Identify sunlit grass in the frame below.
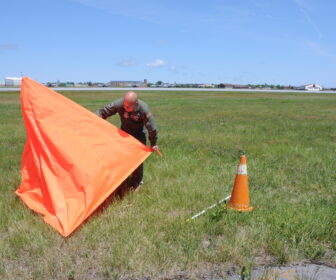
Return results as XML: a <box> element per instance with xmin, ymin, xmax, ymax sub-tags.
<box><xmin>0</xmin><ymin>90</ymin><xmax>335</xmax><ymax>279</ymax></box>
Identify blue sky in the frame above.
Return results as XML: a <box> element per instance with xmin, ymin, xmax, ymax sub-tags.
<box><xmin>1</xmin><ymin>0</ymin><xmax>336</xmax><ymax>86</ymax></box>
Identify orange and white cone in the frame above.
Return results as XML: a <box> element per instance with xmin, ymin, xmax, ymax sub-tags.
<box><xmin>229</xmin><ymin>155</ymin><xmax>253</xmax><ymax>212</ymax></box>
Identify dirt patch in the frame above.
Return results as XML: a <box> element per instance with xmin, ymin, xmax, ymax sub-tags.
<box><xmin>242</xmin><ymin>264</ymin><xmax>336</xmax><ymax>280</ymax></box>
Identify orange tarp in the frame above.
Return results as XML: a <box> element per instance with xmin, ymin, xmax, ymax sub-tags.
<box><xmin>16</xmin><ymin>77</ymin><xmax>152</xmax><ymax>236</ymax></box>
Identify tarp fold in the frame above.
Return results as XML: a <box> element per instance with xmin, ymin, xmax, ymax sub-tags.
<box><xmin>16</xmin><ymin>77</ymin><xmax>152</xmax><ymax>236</ymax></box>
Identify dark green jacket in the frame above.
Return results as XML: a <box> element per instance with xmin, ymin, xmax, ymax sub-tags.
<box><xmin>96</xmin><ymin>98</ymin><xmax>158</xmax><ymax>146</ymax></box>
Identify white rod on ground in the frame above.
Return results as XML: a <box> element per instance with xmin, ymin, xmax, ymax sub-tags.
<box><xmin>189</xmin><ymin>195</ymin><xmax>231</xmax><ymax>220</ymax></box>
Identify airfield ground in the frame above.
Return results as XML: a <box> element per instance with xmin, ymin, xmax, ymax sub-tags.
<box><xmin>0</xmin><ymin>90</ymin><xmax>335</xmax><ymax>279</ymax></box>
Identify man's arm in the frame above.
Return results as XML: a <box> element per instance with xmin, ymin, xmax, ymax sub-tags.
<box><xmin>95</xmin><ymin>100</ymin><xmax>120</xmax><ymax>119</ymax></box>
<box><xmin>142</xmin><ymin>105</ymin><xmax>158</xmax><ymax>147</ymax></box>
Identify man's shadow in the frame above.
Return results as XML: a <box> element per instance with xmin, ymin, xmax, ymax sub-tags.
<box><xmin>93</xmin><ymin>178</ymin><xmax>135</xmax><ymax>215</ymax></box>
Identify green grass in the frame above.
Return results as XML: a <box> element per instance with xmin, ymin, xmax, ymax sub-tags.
<box><xmin>0</xmin><ymin>90</ymin><xmax>335</xmax><ymax>279</ymax></box>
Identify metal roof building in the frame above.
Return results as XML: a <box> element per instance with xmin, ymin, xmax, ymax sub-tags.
<box><xmin>5</xmin><ymin>77</ymin><xmax>22</xmax><ymax>87</ymax></box>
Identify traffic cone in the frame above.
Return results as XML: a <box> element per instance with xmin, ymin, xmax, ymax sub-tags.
<box><xmin>228</xmin><ymin>155</ymin><xmax>253</xmax><ymax>212</ymax></box>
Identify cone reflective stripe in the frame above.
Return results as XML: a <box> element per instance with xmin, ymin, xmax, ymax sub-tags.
<box><xmin>229</xmin><ymin>155</ymin><xmax>253</xmax><ymax>212</ymax></box>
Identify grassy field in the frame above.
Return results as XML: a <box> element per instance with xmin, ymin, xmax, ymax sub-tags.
<box><xmin>0</xmin><ymin>89</ymin><xmax>335</xmax><ymax>279</ymax></box>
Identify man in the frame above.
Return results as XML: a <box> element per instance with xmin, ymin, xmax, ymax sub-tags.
<box><xmin>96</xmin><ymin>91</ymin><xmax>158</xmax><ymax>191</ymax></box>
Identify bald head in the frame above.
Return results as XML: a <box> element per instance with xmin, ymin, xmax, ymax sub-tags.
<box><xmin>123</xmin><ymin>91</ymin><xmax>139</xmax><ymax>112</ymax></box>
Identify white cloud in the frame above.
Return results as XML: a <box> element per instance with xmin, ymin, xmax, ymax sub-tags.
<box><xmin>70</xmin><ymin>0</ymin><xmax>250</xmax><ymax>30</ymax></box>
<box><xmin>0</xmin><ymin>42</ymin><xmax>19</xmax><ymax>51</ymax></box>
<box><xmin>293</xmin><ymin>0</ymin><xmax>311</xmax><ymax>10</ymax></box>
<box><xmin>70</xmin><ymin>0</ymin><xmax>165</xmax><ymax>25</ymax></box>
<box><xmin>116</xmin><ymin>58</ymin><xmax>136</xmax><ymax>67</ymax></box>
<box><xmin>306</xmin><ymin>41</ymin><xmax>336</xmax><ymax>62</ymax></box>
<box><xmin>146</xmin><ymin>59</ymin><xmax>166</xmax><ymax>68</ymax></box>
<box><xmin>154</xmin><ymin>40</ymin><xmax>169</xmax><ymax>47</ymax></box>
<box><xmin>293</xmin><ymin>0</ymin><xmax>322</xmax><ymax>37</ymax></box>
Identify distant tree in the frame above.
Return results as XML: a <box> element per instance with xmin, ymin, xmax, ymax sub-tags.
<box><xmin>88</xmin><ymin>81</ymin><xmax>93</xmax><ymax>87</ymax></box>
<box><xmin>156</xmin><ymin>81</ymin><xmax>163</xmax><ymax>85</ymax></box>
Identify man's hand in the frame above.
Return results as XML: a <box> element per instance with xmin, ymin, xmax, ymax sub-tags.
<box><xmin>151</xmin><ymin>145</ymin><xmax>162</xmax><ymax>157</ymax></box>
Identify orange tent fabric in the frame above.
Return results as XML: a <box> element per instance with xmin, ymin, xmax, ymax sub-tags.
<box><xmin>16</xmin><ymin>77</ymin><xmax>152</xmax><ymax>236</ymax></box>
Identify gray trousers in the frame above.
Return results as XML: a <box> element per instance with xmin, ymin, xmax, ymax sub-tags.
<box><xmin>130</xmin><ymin>132</ymin><xmax>146</xmax><ymax>187</ymax></box>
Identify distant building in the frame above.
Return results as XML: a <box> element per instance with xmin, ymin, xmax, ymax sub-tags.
<box><xmin>94</xmin><ymin>83</ymin><xmax>106</xmax><ymax>87</ymax></box>
<box><xmin>46</xmin><ymin>82</ymin><xmax>57</xmax><ymax>87</ymax></box>
<box><xmin>282</xmin><ymin>85</ymin><xmax>295</xmax><ymax>90</ymax></box>
<box><xmin>297</xmin><ymin>84</ymin><xmax>323</xmax><ymax>91</ymax></box>
<box><xmin>305</xmin><ymin>84</ymin><xmax>323</xmax><ymax>91</ymax></box>
<box><xmin>5</xmin><ymin>77</ymin><xmax>22</xmax><ymax>87</ymax></box>
<box><xmin>161</xmin><ymin>83</ymin><xmax>173</xmax><ymax>88</ymax></box>
<box><xmin>218</xmin><ymin>83</ymin><xmax>234</xmax><ymax>89</ymax></box>
<box><xmin>64</xmin><ymin>82</ymin><xmax>75</xmax><ymax>87</ymax></box>
<box><xmin>233</xmin><ymin>84</ymin><xmax>249</xmax><ymax>89</ymax></box>
<box><xmin>107</xmin><ymin>79</ymin><xmax>148</xmax><ymax>87</ymax></box>
<box><xmin>198</xmin><ymin>83</ymin><xmax>215</xmax><ymax>88</ymax></box>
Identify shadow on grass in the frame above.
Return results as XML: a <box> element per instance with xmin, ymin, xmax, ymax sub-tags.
<box><xmin>93</xmin><ymin>179</ymin><xmax>137</xmax><ymax>216</ymax></box>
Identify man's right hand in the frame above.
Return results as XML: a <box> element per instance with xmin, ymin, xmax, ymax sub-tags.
<box><xmin>151</xmin><ymin>146</ymin><xmax>162</xmax><ymax>157</ymax></box>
